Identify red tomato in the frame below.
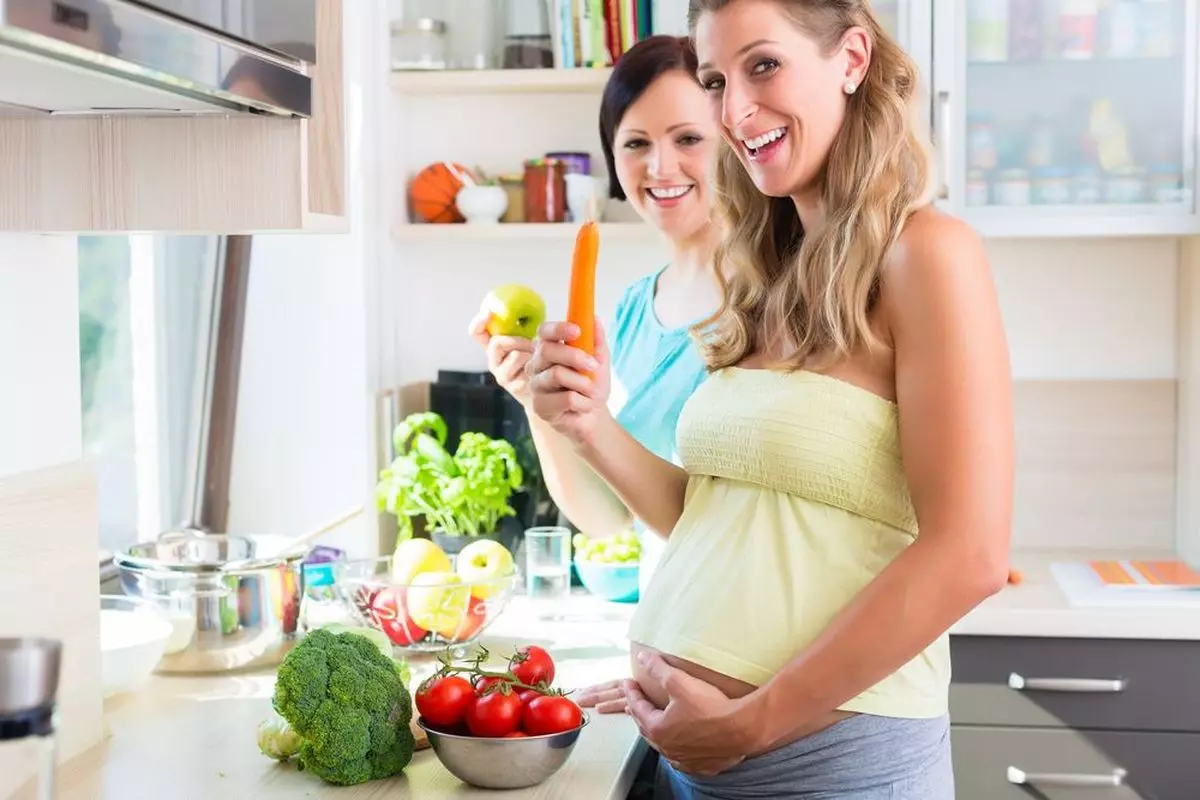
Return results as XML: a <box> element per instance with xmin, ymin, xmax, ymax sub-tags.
<box><xmin>473</xmin><ymin>675</ymin><xmax>510</xmax><ymax>695</ymax></box>
<box><xmin>522</xmin><ymin>695</ymin><xmax>582</xmax><ymax>736</ymax></box>
<box><xmin>370</xmin><ymin>587</ymin><xmax>427</xmax><ymax>646</ymax></box>
<box><xmin>509</xmin><ymin>645</ymin><xmax>555</xmax><ymax>687</ymax></box>
<box><xmin>415</xmin><ymin>675</ymin><xmax>475</xmax><ymax>729</ymax></box>
<box><xmin>517</xmin><ymin>689</ymin><xmax>541</xmax><ymax>707</ymax></box>
<box><xmin>447</xmin><ymin>596</ymin><xmax>487</xmax><ymax>643</ymax></box>
<box><xmin>466</xmin><ymin>691</ymin><xmax>523</xmax><ymax>737</ymax></box>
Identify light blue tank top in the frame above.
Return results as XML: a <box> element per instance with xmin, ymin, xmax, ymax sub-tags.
<box><xmin>609</xmin><ymin>269</ymin><xmax>710</xmax><ymax>466</ymax></box>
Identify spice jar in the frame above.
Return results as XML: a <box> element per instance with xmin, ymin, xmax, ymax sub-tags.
<box><xmin>523</xmin><ymin>158</ymin><xmax>567</xmax><ymax>223</ymax></box>
<box><xmin>499</xmin><ymin>173</ymin><xmax>525</xmax><ymax>222</ymax></box>
<box><xmin>390</xmin><ymin>18</ymin><xmax>448</xmax><ymax>70</ymax></box>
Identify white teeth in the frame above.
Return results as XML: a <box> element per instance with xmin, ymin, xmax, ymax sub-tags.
<box><xmin>742</xmin><ymin>127</ymin><xmax>786</xmax><ymax>151</ymax></box>
<box><xmin>647</xmin><ymin>186</ymin><xmax>692</xmax><ymax>199</ymax></box>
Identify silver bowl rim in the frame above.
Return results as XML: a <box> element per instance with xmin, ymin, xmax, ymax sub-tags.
<box><xmin>416</xmin><ymin>712</ymin><xmax>590</xmax><ymax>741</ymax></box>
<box><xmin>113</xmin><ymin>533</ymin><xmax>306</xmax><ymax>575</ymax></box>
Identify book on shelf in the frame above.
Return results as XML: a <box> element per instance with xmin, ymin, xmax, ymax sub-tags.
<box><xmin>546</xmin><ymin>0</ymin><xmax>688</xmax><ymax>70</ymax></box>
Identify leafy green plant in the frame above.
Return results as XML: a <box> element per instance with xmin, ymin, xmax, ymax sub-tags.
<box><xmin>375</xmin><ymin>412</ymin><xmax>523</xmax><ymax>540</ymax></box>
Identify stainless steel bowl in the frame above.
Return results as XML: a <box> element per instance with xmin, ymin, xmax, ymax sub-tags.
<box><xmin>113</xmin><ymin>534</ymin><xmax>304</xmax><ymax>674</ymax></box>
<box><xmin>418</xmin><ymin>716</ymin><xmax>587</xmax><ymax>790</ymax></box>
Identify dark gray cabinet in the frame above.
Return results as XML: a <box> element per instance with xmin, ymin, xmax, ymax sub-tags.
<box><xmin>950</xmin><ymin>636</ymin><xmax>1200</xmax><ymax>799</ymax></box>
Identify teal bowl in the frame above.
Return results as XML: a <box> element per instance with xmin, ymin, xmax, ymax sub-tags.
<box><xmin>574</xmin><ymin>558</ymin><xmax>639</xmax><ymax>603</ymax></box>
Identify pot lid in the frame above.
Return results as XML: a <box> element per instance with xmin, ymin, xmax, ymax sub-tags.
<box><xmin>113</xmin><ymin>533</ymin><xmax>301</xmax><ymax>574</ymax></box>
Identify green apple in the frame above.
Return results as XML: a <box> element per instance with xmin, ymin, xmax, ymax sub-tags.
<box><xmin>483</xmin><ymin>284</ymin><xmax>546</xmax><ymax>339</ymax></box>
<box><xmin>392</xmin><ymin>538</ymin><xmax>451</xmax><ymax>584</ymax></box>
<box><xmin>405</xmin><ymin>571</ymin><xmax>470</xmax><ymax>634</ymax></box>
<box><xmin>456</xmin><ymin>538</ymin><xmax>515</xmax><ymax>600</ymax></box>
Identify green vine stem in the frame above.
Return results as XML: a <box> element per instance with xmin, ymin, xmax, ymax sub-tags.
<box><xmin>419</xmin><ymin>645</ymin><xmax>569</xmax><ymax>697</ymax></box>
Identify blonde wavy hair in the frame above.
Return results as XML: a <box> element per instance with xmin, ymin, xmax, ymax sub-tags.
<box><xmin>688</xmin><ymin>0</ymin><xmax>937</xmax><ymax>370</ymax></box>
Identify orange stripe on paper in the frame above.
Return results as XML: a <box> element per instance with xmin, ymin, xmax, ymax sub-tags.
<box><xmin>1090</xmin><ymin>561</ymin><xmax>1135</xmax><ymax>585</ymax></box>
<box><xmin>1144</xmin><ymin>560</ymin><xmax>1200</xmax><ymax>587</ymax></box>
<box><xmin>1130</xmin><ymin>562</ymin><xmax>1164</xmax><ymax>585</ymax></box>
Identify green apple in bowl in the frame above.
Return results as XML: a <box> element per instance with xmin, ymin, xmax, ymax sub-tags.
<box><xmin>483</xmin><ymin>284</ymin><xmax>546</xmax><ymax>340</ymax></box>
<box><xmin>392</xmin><ymin>538</ymin><xmax>452</xmax><ymax>584</ymax></box>
<box><xmin>405</xmin><ymin>571</ymin><xmax>471</xmax><ymax>633</ymax></box>
<box><xmin>456</xmin><ymin>539</ymin><xmax>515</xmax><ymax>600</ymax></box>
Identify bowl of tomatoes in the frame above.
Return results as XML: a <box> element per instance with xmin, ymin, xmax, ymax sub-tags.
<box><xmin>415</xmin><ymin>645</ymin><xmax>588</xmax><ymax>790</ymax></box>
<box><xmin>337</xmin><ymin>554</ymin><xmax>517</xmax><ymax>654</ymax></box>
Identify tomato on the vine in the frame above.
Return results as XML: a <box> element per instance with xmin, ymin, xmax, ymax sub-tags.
<box><xmin>517</xmin><ymin>689</ymin><xmax>541</xmax><ymax>707</ymax></box>
<box><xmin>509</xmin><ymin>645</ymin><xmax>555</xmax><ymax>687</ymax></box>
<box><xmin>465</xmin><ymin>690</ymin><xmax>523</xmax><ymax>737</ymax></box>
<box><xmin>415</xmin><ymin>675</ymin><xmax>475</xmax><ymax>728</ymax></box>
<box><xmin>522</xmin><ymin>695</ymin><xmax>583</xmax><ymax>736</ymax></box>
<box><xmin>473</xmin><ymin>675</ymin><xmax>510</xmax><ymax>695</ymax></box>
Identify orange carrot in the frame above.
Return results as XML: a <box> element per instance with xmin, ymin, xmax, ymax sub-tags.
<box><xmin>566</xmin><ymin>220</ymin><xmax>600</xmax><ymax>361</ymax></box>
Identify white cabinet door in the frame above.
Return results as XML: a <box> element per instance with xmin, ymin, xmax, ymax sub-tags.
<box><xmin>933</xmin><ymin>0</ymin><xmax>1198</xmax><ymax>237</ymax></box>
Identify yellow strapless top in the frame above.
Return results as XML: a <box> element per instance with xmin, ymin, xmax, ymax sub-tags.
<box><xmin>627</xmin><ymin>367</ymin><xmax>950</xmax><ymax>719</ymax></box>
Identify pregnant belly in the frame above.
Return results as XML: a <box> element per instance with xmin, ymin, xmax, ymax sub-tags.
<box><xmin>628</xmin><ymin>642</ymin><xmax>854</xmax><ymax>753</ymax></box>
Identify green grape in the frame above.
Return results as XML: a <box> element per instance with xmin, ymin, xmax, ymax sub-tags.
<box><xmin>572</xmin><ymin>532</ymin><xmax>588</xmax><ymax>550</ymax></box>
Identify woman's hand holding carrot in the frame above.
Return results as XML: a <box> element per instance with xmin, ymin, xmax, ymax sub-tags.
<box><xmin>528</xmin><ymin>319</ymin><xmax>613</xmax><ymax>448</ymax></box>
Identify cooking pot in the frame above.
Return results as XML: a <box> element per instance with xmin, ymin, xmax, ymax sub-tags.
<box><xmin>113</xmin><ymin>534</ymin><xmax>304</xmax><ymax>674</ymax></box>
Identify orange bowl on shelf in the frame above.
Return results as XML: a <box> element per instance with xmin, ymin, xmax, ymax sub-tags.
<box><xmin>336</xmin><ymin>555</ymin><xmax>516</xmax><ymax>654</ymax></box>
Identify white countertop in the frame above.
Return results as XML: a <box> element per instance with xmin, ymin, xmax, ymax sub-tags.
<box><xmin>54</xmin><ymin>593</ymin><xmax>647</xmax><ymax>800</ymax></box>
<box><xmin>53</xmin><ymin>549</ymin><xmax>1199</xmax><ymax>799</ymax></box>
<box><xmin>951</xmin><ymin>549</ymin><xmax>1200</xmax><ymax>640</ymax></box>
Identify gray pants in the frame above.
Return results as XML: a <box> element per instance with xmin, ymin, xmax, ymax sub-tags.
<box><xmin>654</xmin><ymin>713</ymin><xmax>954</xmax><ymax>799</ymax></box>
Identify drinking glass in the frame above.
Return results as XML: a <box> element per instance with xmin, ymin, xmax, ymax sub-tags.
<box><xmin>523</xmin><ymin>526</ymin><xmax>571</xmax><ymax>602</ymax></box>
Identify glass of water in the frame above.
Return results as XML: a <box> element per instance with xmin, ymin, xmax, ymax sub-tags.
<box><xmin>523</xmin><ymin>526</ymin><xmax>571</xmax><ymax>602</ymax></box>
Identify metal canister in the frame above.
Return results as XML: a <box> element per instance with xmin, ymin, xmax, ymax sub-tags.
<box><xmin>0</xmin><ymin>638</ymin><xmax>60</xmax><ymax>800</ymax></box>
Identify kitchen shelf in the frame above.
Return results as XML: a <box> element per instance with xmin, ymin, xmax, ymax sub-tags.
<box><xmin>390</xmin><ymin>67</ymin><xmax>612</xmax><ymax>95</ymax></box>
<box><xmin>393</xmin><ymin>221</ymin><xmax>652</xmax><ymax>242</ymax></box>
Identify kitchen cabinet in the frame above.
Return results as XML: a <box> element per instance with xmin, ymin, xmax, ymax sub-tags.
<box><xmin>950</xmin><ymin>635</ymin><xmax>1200</xmax><ymax>799</ymax></box>
<box><xmin>0</xmin><ymin>0</ymin><xmax>345</xmax><ymax>234</ymax></box>
<box><xmin>932</xmin><ymin>0</ymin><xmax>1197</xmax><ymax>237</ymax></box>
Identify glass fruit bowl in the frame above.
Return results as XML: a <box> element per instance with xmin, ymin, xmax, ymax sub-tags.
<box><xmin>336</xmin><ymin>555</ymin><xmax>517</xmax><ymax>654</ymax></box>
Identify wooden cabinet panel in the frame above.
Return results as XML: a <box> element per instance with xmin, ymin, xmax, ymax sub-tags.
<box><xmin>0</xmin><ymin>0</ymin><xmax>345</xmax><ymax>234</ymax></box>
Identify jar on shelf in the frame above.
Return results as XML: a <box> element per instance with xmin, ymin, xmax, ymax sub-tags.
<box><xmin>499</xmin><ymin>173</ymin><xmax>526</xmax><ymax>223</ymax></box>
<box><xmin>965</xmin><ymin>170</ymin><xmax>990</xmax><ymax>207</ymax></box>
<box><xmin>523</xmin><ymin>158</ymin><xmax>567</xmax><ymax>223</ymax></box>
<box><xmin>1148</xmin><ymin>163</ymin><xmax>1184</xmax><ymax>205</ymax></box>
<box><xmin>390</xmin><ymin>18</ymin><xmax>448</xmax><ymax>70</ymax></box>
<box><xmin>966</xmin><ymin>114</ymin><xmax>997</xmax><ymax>171</ymax></box>
<box><xmin>503</xmin><ymin>0</ymin><xmax>554</xmax><ymax>68</ymax></box>
<box><xmin>993</xmin><ymin>168</ymin><xmax>1031</xmax><ymax>206</ymax></box>
<box><xmin>1104</xmin><ymin>166</ymin><xmax>1147</xmax><ymax>204</ymax></box>
<box><xmin>1032</xmin><ymin>166</ymin><xmax>1073</xmax><ymax>205</ymax></box>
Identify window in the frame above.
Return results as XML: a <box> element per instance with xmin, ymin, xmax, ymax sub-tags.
<box><xmin>80</xmin><ymin>235</ymin><xmax>223</xmax><ymax>555</ymax></box>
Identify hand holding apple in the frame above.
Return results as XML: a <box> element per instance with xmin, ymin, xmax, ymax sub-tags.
<box><xmin>468</xmin><ymin>286</ymin><xmax>545</xmax><ymax>404</ymax></box>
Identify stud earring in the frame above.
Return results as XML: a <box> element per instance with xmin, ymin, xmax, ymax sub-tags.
<box><xmin>843</xmin><ymin>80</ymin><xmax>857</xmax><ymax>95</ymax></box>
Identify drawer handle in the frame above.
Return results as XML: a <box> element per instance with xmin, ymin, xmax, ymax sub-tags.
<box><xmin>1008</xmin><ymin>673</ymin><xmax>1128</xmax><ymax>692</ymax></box>
<box><xmin>1007</xmin><ymin>766</ymin><xmax>1127</xmax><ymax>788</ymax></box>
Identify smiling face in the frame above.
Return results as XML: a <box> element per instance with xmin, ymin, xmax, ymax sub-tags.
<box><xmin>693</xmin><ymin>0</ymin><xmax>869</xmax><ymax>199</ymax></box>
<box><xmin>613</xmin><ymin>70</ymin><xmax>717</xmax><ymax>241</ymax></box>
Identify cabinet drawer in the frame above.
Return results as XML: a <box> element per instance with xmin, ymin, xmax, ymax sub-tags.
<box><xmin>951</xmin><ymin>726</ymin><xmax>1199</xmax><ymax>800</ymax></box>
<box><xmin>951</xmin><ymin>636</ymin><xmax>1200</xmax><ymax>733</ymax></box>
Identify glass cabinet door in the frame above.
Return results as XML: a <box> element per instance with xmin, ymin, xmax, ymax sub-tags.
<box><xmin>939</xmin><ymin>0</ymin><xmax>1197</xmax><ymax>236</ymax></box>
<box><xmin>875</xmin><ymin>0</ymin><xmax>934</xmax><ymax>94</ymax></box>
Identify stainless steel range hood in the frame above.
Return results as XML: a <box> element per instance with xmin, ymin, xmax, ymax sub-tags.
<box><xmin>0</xmin><ymin>0</ymin><xmax>315</xmax><ymax>117</ymax></box>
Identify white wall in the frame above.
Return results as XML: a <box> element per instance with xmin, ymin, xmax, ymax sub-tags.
<box><xmin>226</xmin><ymin>0</ymin><xmax>389</xmax><ymax>557</ymax></box>
<box><xmin>0</xmin><ymin>235</ymin><xmax>83</xmax><ymax>477</ymax></box>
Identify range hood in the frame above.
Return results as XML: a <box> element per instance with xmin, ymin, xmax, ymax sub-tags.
<box><xmin>0</xmin><ymin>0</ymin><xmax>315</xmax><ymax>117</ymax></box>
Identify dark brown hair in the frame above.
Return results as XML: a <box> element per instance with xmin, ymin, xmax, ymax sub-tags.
<box><xmin>598</xmin><ymin>36</ymin><xmax>700</xmax><ymax>201</ymax></box>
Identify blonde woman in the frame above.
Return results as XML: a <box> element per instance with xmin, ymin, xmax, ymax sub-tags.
<box><xmin>526</xmin><ymin>0</ymin><xmax>1013</xmax><ymax>797</ymax></box>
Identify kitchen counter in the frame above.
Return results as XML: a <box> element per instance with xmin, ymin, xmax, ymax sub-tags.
<box><xmin>53</xmin><ymin>593</ymin><xmax>648</xmax><ymax>800</ymax></box>
<box><xmin>49</xmin><ymin>548</ymin><xmax>1200</xmax><ymax>798</ymax></box>
<box><xmin>953</xmin><ymin>548</ymin><xmax>1200</xmax><ymax>640</ymax></box>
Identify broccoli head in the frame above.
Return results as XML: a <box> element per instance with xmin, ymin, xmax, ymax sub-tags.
<box><xmin>272</xmin><ymin>628</ymin><xmax>415</xmax><ymax>786</ymax></box>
